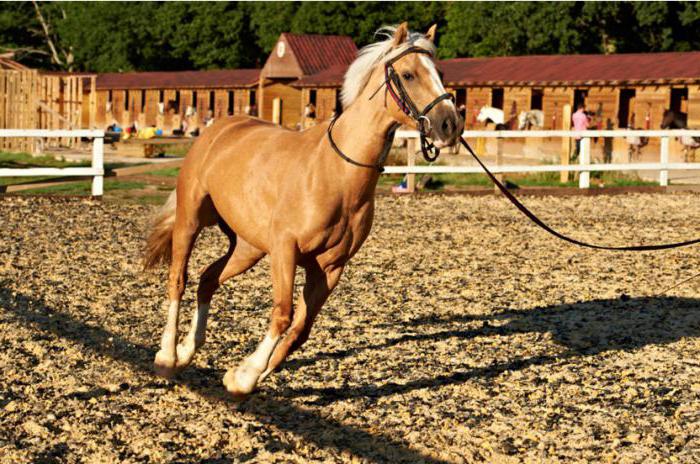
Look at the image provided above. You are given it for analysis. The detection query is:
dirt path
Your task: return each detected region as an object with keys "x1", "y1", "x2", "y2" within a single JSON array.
[{"x1": 1, "y1": 194, "x2": 699, "y2": 463}]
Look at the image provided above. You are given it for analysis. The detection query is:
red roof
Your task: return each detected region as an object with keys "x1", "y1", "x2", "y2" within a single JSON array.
[
  {"x1": 283, "y1": 33, "x2": 357, "y2": 76},
  {"x1": 439, "y1": 51, "x2": 700, "y2": 86},
  {"x1": 292, "y1": 64, "x2": 348, "y2": 88},
  {"x1": 96, "y1": 69, "x2": 259, "y2": 90}
]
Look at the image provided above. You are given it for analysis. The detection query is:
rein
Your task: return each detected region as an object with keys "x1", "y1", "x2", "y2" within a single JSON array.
[
  {"x1": 458, "y1": 136, "x2": 700, "y2": 251},
  {"x1": 328, "y1": 46, "x2": 453, "y2": 172}
]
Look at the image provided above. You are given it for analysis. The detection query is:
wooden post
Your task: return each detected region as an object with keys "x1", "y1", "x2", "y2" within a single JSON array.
[
  {"x1": 659, "y1": 136, "x2": 669, "y2": 187},
  {"x1": 89, "y1": 76, "x2": 97, "y2": 129},
  {"x1": 406, "y1": 137, "x2": 416, "y2": 193},
  {"x1": 561, "y1": 103, "x2": 572, "y2": 183},
  {"x1": 579, "y1": 137, "x2": 590, "y2": 189}
]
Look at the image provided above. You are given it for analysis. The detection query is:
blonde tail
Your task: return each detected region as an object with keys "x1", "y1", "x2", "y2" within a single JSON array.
[{"x1": 144, "y1": 190, "x2": 177, "y2": 270}]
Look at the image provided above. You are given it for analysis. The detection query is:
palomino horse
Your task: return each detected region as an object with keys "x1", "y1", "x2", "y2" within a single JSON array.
[
  {"x1": 144, "y1": 23, "x2": 462, "y2": 399},
  {"x1": 661, "y1": 109, "x2": 700, "y2": 162}
]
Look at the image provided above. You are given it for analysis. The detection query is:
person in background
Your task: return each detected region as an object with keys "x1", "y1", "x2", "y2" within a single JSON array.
[{"x1": 571, "y1": 103, "x2": 590, "y2": 162}]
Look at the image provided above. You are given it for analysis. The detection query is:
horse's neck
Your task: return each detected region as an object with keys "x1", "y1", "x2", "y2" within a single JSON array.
[{"x1": 328, "y1": 92, "x2": 399, "y2": 171}]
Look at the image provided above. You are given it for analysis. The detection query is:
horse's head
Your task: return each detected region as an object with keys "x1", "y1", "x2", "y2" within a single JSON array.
[
  {"x1": 340, "y1": 23, "x2": 462, "y2": 148},
  {"x1": 517, "y1": 111, "x2": 528, "y2": 130},
  {"x1": 661, "y1": 109, "x2": 683, "y2": 129},
  {"x1": 369, "y1": 23, "x2": 463, "y2": 147}
]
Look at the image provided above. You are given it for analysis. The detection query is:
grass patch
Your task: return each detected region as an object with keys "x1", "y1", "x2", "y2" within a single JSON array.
[
  {"x1": 17, "y1": 179, "x2": 146, "y2": 196},
  {"x1": 0, "y1": 151, "x2": 139, "y2": 187},
  {"x1": 381, "y1": 170, "x2": 658, "y2": 190},
  {"x1": 0, "y1": 151, "x2": 90, "y2": 169},
  {"x1": 149, "y1": 167, "x2": 180, "y2": 177}
]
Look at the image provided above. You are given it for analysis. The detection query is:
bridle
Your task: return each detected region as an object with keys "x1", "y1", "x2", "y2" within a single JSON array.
[{"x1": 328, "y1": 46, "x2": 454, "y2": 172}]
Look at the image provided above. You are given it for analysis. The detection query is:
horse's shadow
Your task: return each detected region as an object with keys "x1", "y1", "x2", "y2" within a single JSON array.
[
  {"x1": 0, "y1": 285, "x2": 451, "y2": 464},
  {"x1": 282, "y1": 295, "x2": 700, "y2": 405}
]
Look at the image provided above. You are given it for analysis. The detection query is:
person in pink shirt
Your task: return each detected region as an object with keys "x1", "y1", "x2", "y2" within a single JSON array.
[{"x1": 571, "y1": 103, "x2": 590, "y2": 162}]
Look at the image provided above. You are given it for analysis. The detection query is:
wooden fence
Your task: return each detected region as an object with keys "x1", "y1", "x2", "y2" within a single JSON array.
[
  {"x1": 391, "y1": 129, "x2": 700, "y2": 190},
  {"x1": 0, "y1": 70, "x2": 96, "y2": 154}
]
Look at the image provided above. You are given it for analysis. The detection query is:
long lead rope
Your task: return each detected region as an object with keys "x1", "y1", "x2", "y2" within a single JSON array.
[{"x1": 458, "y1": 136, "x2": 700, "y2": 251}]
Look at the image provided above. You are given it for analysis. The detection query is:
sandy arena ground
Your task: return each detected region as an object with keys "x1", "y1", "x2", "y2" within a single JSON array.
[{"x1": 1, "y1": 193, "x2": 699, "y2": 463}]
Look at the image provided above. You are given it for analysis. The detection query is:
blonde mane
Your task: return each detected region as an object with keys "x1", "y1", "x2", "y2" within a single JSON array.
[{"x1": 340, "y1": 26, "x2": 436, "y2": 109}]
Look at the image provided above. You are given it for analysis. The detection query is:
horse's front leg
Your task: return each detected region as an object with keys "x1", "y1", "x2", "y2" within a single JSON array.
[
  {"x1": 259, "y1": 263, "x2": 344, "y2": 382},
  {"x1": 223, "y1": 242, "x2": 296, "y2": 399}
]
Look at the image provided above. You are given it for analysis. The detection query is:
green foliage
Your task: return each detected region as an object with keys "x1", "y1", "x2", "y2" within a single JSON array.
[
  {"x1": 442, "y1": 1, "x2": 700, "y2": 57},
  {"x1": 2, "y1": 1, "x2": 699, "y2": 72}
]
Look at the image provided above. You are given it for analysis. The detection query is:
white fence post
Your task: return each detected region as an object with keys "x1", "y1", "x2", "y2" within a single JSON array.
[
  {"x1": 406, "y1": 137, "x2": 416, "y2": 192},
  {"x1": 579, "y1": 137, "x2": 590, "y2": 189},
  {"x1": 659, "y1": 136, "x2": 669, "y2": 187},
  {"x1": 91, "y1": 134, "x2": 104, "y2": 197}
]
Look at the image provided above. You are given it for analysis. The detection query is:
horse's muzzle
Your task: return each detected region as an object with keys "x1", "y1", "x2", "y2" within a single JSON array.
[{"x1": 432, "y1": 111, "x2": 464, "y2": 147}]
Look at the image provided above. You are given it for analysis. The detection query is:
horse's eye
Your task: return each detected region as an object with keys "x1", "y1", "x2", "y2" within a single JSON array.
[{"x1": 402, "y1": 72, "x2": 413, "y2": 81}]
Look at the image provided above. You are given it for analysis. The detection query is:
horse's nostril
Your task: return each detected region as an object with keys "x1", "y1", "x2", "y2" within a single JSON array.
[{"x1": 442, "y1": 118, "x2": 454, "y2": 133}]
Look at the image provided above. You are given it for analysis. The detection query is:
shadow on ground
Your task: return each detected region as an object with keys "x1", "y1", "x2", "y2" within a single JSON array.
[
  {"x1": 282, "y1": 296, "x2": 700, "y2": 405},
  {"x1": 2, "y1": 286, "x2": 699, "y2": 462},
  {"x1": 0, "y1": 286, "x2": 450, "y2": 464}
]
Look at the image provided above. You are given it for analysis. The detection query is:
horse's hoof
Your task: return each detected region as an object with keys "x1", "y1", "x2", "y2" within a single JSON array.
[
  {"x1": 175, "y1": 342, "x2": 196, "y2": 368},
  {"x1": 153, "y1": 350, "x2": 179, "y2": 378},
  {"x1": 223, "y1": 366, "x2": 258, "y2": 400}
]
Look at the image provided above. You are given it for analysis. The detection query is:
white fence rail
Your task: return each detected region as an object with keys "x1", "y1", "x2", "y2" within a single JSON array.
[
  {"x1": 0, "y1": 129, "x2": 104, "y2": 196},
  {"x1": 390, "y1": 129, "x2": 700, "y2": 189}
]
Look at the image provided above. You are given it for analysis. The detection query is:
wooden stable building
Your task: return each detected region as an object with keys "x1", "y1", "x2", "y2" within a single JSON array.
[
  {"x1": 94, "y1": 69, "x2": 259, "y2": 133},
  {"x1": 439, "y1": 52, "x2": 700, "y2": 131},
  {"x1": 88, "y1": 33, "x2": 356, "y2": 134},
  {"x1": 4, "y1": 32, "x2": 700, "y2": 162},
  {"x1": 258, "y1": 33, "x2": 356, "y2": 128},
  {"x1": 86, "y1": 34, "x2": 700, "y2": 141}
]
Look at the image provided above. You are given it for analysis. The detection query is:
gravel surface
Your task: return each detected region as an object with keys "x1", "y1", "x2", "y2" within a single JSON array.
[{"x1": 1, "y1": 193, "x2": 699, "y2": 463}]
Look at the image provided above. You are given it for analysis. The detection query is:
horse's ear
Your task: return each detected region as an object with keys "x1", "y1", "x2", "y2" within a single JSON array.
[
  {"x1": 392, "y1": 22, "x2": 409, "y2": 46},
  {"x1": 425, "y1": 24, "x2": 437, "y2": 43}
]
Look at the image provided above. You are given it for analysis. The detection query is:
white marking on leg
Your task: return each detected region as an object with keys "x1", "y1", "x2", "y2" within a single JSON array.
[
  {"x1": 154, "y1": 300, "x2": 179, "y2": 373},
  {"x1": 176, "y1": 303, "x2": 210, "y2": 366},
  {"x1": 160, "y1": 301, "x2": 179, "y2": 354},
  {"x1": 226, "y1": 333, "x2": 279, "y2": 395}
]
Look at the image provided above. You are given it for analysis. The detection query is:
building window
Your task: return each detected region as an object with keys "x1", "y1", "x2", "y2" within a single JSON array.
[
  {"x1": 174, "y1": 91, "x2": 180, "y2": 113},
  {"x1": 618, "y1": 89, "x2": 635, "y2": 128},
  {"x1": 309, "y1": 89, "x2": 317, "y2": 106},
  {"x1": 141, "y1": 90, "x2": 146, "y2": 112},
  {"x1": 671, "y1": 87, "x2": 688, "y2": 114},
  {"x1": 209, "y1": 91, "x2": 215, "y2": 113},
  {"x1": 574, "y1": 89, "x2": 588, "y2": 111},
  {"x1": 530, "y1": 89, "x2": 543, "y2": 110},
  {"x1": 491, "y1": 88, "x2": 504, "y2": 109},
  {"x1": 249, "y1": 90, "x2": 256, "y2": 106},
  {"x1": 192, "y1": 91, "x2": 198, "y2": 108},
  {"x1": 125, "y1": 90, "x2": 130, "y2": 111},
  {"x1": 228, "y1": 91, "x2": 234, "y2": 115},
  {"x1": 159, "y1": 90, "x2": 164, "y2": 103},
  {"x1": 108, "y1": 90, "x2": 113, "y2": 104},
  {"x1": 334, "y1": 90, "x2": 343, "y2": 116},
  {"x1": 455, "y1": 88, "x2": 467, "y2": 108}
]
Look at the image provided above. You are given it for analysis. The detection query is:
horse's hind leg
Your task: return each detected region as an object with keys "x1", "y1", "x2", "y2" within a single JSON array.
[
  {"x1": 175, "y1": 234, "x2": 265, "y2": 369},
  {"x1": 153, "y1": 187, "x2": 213, "y2": 378}
]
